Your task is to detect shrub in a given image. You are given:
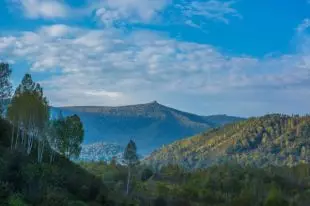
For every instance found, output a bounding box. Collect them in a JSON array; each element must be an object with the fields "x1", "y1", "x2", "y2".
[
  {"x1": 8, "y1": 194, "x2": 27, "y2": 206},
  {"x1": 0, "y1": 181, "x2": 12, "y2": 199},
  {"x1": 154, "y1": 196, "x2": 167, "y2": 206},
  {"x1": 68, "y1": 200, "x2": 88, "y2": 206},
  {"x1": 141, "y1": 168, "x2": 153, "y2": 182},
  {"x1": 41, "y1": 191, "x2": 69, "y2": 206}
]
